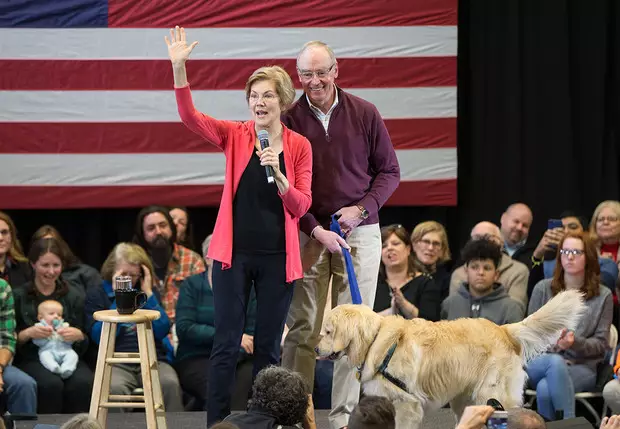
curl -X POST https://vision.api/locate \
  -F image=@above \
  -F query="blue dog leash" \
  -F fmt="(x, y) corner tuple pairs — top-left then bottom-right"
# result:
(330, 214), (363, 305)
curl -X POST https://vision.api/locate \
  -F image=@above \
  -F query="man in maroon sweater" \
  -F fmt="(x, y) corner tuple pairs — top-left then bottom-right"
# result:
(281, 41), (400, 429)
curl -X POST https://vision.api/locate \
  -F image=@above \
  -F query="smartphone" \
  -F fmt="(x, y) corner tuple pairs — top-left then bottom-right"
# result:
(548, 219), (563, 230)
(487, 410), (508, 429)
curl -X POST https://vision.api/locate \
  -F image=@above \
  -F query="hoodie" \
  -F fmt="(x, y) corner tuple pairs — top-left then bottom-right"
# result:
(450, 253), (529, 311)
(441, 282), (525, 325)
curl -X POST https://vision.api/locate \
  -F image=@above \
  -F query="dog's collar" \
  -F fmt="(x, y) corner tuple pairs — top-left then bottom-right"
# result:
(356, 342), (409, 393)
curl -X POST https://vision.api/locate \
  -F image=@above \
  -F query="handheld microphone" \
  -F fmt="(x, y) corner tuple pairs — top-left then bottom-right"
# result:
(257, 130), (275, 184)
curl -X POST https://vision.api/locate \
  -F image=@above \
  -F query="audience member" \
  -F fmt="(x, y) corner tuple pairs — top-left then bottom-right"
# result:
(84, 243), (183, 412)
(442, 238), (524, 324)
(601, 415), (620, 429)
(348, 395), (395, 429)
(281, 40), (400, 429)
(14, 238), (93, 414)
(589, 200), (620, 280)
(0, 211), (31, 289)
(60, 414), (103, 429)
(132, 205), (205, 323)
(450, 221), (529, 310)
(33, 300), (79, 379)
(174, 234), (257, 411)
(223, 366), (308, 429)
(528, 211), (619, 297)
(410, 221), (452, 301)
(30, 225), (102, 294)
(526, 231), (612, 420)
(0, 279), (37, 414)
(500, 203), (535, 267)
(374, 224), (440, 321)
(169, 206), (196, 251)
(456, 405), (546, 429)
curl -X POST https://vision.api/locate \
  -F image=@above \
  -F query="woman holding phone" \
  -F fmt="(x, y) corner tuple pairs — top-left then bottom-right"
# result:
(165, 26), (313, 425)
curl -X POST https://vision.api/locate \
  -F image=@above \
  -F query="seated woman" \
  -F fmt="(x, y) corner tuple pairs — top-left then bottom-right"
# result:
(169, 206), (196, 252)
(0, 211), (31, 289)
(410, 221), (452, 302)
(526, 231), (613, 420)
(84, 242), (183, 412)
(31, 225), (102, 294)
(373, 224), (441, 321)
(174, 234), (257, 411)
(14, 237), (93, 414)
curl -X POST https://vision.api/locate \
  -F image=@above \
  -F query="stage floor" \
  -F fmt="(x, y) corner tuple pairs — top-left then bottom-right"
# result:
(13, 409), (460, 428)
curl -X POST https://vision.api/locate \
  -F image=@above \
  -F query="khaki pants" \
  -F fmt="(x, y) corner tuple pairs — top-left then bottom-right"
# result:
(282, 223), (381, 429)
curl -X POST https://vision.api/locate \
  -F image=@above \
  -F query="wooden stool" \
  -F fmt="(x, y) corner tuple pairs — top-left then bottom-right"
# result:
(89, 309), (167, 429)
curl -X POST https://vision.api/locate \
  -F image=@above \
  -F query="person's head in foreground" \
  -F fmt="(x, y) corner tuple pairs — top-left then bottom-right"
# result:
(348, 395), (395, 429)
(248, 366), (308, 426)
(60, 414), (103, 429)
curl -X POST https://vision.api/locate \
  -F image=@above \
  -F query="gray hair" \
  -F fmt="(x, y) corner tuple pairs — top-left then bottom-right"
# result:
(296, 40), (337, 67)
(60, 414), (103, 429)
(249, 366), (308, 426)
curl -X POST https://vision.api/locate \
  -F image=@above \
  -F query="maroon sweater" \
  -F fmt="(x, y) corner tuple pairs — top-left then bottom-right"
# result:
(282, 88), (400, 235)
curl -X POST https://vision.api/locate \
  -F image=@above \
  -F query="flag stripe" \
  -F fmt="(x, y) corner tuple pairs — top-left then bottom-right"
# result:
(0, 57), (457, 90)
(0, 149), (456, 185)
(108, 0), (457, 28)
(0, 88), (457, 122)
(0, 27), (458, 59)
(0, 119), (457, 154)
(0, 179), (457, 209)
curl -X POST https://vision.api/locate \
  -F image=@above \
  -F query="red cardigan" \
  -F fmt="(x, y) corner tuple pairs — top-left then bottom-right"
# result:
(175, 85), (313, 282)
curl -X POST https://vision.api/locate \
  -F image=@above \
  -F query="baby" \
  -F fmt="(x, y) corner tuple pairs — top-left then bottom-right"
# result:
(33, 300), (78, 379)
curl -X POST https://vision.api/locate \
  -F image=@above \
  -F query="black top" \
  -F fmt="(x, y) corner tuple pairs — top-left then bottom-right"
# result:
(13, 280), (88, 363)
(0, 257), (32, 289)
(373, 275), (441, 321)
(233, 151), (286, 254)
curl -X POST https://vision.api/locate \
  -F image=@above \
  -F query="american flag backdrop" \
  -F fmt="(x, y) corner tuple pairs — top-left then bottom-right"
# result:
(0, 0), (457, 209)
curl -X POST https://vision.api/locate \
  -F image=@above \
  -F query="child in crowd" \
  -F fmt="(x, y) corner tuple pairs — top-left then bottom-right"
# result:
(33, 300), (78, 379)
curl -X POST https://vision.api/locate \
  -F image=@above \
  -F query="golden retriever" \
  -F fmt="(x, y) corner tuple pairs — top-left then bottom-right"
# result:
(315, 289), (587, 429)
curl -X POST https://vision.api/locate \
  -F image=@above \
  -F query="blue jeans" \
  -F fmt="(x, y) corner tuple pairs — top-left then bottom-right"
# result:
(3, 365), (37, 414)
(526, 353), (596, 420)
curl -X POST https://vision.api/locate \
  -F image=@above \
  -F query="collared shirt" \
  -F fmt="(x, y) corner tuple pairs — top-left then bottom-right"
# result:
(158, 243), (205, 322)
(306, 87), (339, 132)
(0, 279), (16, 354)
(504, 238), (526, 257)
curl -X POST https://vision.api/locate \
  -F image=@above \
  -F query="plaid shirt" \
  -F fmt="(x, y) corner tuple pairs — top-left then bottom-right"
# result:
(0, 279), (16, 354)
(158, 243), (205, 322)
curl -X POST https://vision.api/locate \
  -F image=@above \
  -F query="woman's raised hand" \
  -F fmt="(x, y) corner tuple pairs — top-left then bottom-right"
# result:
(165, 26), (199, 66)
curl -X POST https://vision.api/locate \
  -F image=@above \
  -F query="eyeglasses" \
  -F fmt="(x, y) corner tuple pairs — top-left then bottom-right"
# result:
(418, 238), (442, 249)
(559, 249), (585, 256)
(297, 63), (335, 80)
(249, 92), (279, 103)
(597, 215), (619, 224)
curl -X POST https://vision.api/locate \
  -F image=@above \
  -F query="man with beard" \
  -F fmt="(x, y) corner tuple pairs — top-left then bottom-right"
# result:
(132, 206), (205, 325)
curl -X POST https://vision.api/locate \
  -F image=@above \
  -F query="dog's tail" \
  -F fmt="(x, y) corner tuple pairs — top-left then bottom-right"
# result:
(503, 289), (587, 362)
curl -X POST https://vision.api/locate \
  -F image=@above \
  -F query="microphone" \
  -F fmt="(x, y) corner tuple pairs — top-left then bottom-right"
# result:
(257, 130), (275, 184)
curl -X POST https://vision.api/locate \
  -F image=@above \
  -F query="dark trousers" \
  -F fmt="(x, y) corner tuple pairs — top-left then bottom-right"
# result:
(175, 355), (254, 411)
(207, 252), (295, 427)
(17, 359), (94, 414)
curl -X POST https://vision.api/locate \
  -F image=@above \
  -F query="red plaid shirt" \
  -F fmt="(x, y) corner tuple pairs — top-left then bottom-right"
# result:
(157, 243), (205, 322)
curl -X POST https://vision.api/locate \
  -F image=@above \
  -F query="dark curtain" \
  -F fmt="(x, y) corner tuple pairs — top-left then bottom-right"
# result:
(4, 0), (620, 271)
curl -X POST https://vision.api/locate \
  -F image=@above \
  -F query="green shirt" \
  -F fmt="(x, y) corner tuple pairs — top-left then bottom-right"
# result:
(0, 279), (17, 354)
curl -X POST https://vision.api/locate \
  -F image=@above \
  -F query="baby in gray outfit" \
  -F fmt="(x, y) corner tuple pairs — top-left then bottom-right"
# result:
(33, 300), (78, 379)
